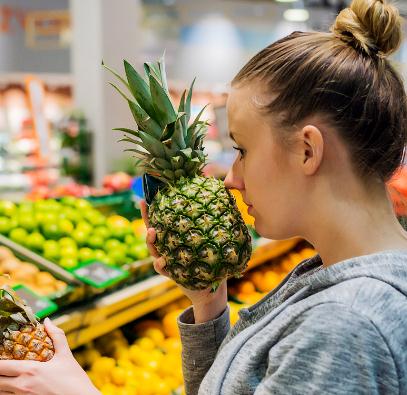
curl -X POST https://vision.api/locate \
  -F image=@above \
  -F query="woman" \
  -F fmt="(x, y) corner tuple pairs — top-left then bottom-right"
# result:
(0, 0), (406, 393)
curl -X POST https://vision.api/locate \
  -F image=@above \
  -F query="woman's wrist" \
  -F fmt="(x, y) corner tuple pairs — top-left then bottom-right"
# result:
(192, 287), (228, 323)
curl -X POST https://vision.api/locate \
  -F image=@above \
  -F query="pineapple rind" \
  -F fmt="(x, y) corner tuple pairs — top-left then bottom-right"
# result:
(0, 324), (54, 361)
(149, 175), (252, 290)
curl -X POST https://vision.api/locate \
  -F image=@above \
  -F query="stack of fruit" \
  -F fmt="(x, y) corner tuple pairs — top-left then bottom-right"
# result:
(228, 247), (317, 307)
(0, 199), (149, 270)
(0, 246), (67, 296)
(74, 317), (185, 395)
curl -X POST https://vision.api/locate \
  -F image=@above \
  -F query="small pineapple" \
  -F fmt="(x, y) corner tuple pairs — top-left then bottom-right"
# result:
(0, 285), (54, 361)
(104, 56), (252, 291)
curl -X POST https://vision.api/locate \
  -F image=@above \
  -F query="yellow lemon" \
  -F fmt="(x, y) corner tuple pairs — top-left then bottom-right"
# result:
(129, 345), (149, 366)
(83, 348), (102, 367)
(143, 328), (165, 345)
(161, 337), (182, 354)
(100, 383), (117, 395)
(110, 366), (127, 386)
(91, 357), (116, 375)
(136, 337), (156, 351)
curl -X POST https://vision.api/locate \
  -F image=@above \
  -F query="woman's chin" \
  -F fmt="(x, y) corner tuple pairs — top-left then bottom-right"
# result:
(252, 221), (296, 241)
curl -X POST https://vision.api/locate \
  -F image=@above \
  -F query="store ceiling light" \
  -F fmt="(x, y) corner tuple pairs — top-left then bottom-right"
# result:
(283, 8), (309, 22)
(275, 0), (298, 3)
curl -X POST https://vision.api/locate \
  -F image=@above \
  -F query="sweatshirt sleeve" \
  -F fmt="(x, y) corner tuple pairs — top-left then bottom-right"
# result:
(254, 303), (399, 395)
(178, 305), (230, 395)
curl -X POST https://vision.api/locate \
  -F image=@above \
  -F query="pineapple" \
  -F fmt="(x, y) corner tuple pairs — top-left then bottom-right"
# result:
(0, 285), (54, 361)
(104, 57), (252, 290)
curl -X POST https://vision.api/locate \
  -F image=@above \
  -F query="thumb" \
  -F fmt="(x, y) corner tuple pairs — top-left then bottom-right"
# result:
(44, 317), (71, 356)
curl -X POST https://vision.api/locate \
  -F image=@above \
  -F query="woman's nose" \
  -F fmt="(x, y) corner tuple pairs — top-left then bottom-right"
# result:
(224, 163), (244, 191)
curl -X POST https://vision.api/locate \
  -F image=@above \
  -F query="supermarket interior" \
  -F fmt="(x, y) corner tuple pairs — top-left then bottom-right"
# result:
(1, 0), (407, 394)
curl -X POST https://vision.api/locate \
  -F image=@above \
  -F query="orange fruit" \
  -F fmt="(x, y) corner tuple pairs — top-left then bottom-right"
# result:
(238, 280), (256, 295)
(162, 309), (183, 338)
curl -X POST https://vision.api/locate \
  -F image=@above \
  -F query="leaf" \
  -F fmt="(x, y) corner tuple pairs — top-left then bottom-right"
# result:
(179, 148), (193, 160)
(188, 104), (208, 134)
(112, 127), (139, 137)
(178, 90), (187, 137)
(119, 134), (141, 145)
(174, 169), (186, 179)
(124, 60), (156, 120)
(161, 121), (176, 141)
(149, 74), (177, 127)
(171, 114), (187, 151)
(151, 158), (172, 170)
(144, 62), (161, 82)
(185, 78), (196, 125)
(102, 60), (130, 91)
(158, 51), (169, 93)
(109, 82), (133, 103)
(127, 101), (162, 139)
(138, 130), (167, 158)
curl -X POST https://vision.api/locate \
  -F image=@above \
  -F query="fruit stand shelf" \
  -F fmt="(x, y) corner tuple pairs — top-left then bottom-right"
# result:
(52, 238), (300, 350)
(53, 275), (184, 349)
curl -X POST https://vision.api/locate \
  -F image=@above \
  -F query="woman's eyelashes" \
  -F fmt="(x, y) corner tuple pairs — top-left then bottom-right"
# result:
(233, 146), (246, 160)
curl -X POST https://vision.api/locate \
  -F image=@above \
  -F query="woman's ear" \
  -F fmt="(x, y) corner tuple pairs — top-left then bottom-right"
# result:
(299, 125), (324, 176)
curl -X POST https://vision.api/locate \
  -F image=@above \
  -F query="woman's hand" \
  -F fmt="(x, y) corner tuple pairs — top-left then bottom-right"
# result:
(0, 318), (100, 395)
(140, 200), (228, 323)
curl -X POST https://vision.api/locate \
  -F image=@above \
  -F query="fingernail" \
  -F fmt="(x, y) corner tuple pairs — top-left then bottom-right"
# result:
(44, 317), (50, 324)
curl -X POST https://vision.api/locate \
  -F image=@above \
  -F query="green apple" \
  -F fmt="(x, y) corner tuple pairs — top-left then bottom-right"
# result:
(71, 229), (88, 246)
(104, 239), (121, 252)
(128, 244), (149, 260)
(43, 240), (60, 261)
(59, 237), (76, 248)
(62, 207), (82, 224)
(0, 201), (16, 217)
(26, 232), (45, 251)
(59, 219), (74, 235)
(0, 217), (12, 234)
(41, 223), (61, 240)
(124, 234), (136, 246)
(93, 249), (107, 262)
(75, 199), (92, 210)
(60, 245), (78, 260)
(93, 226), (111, 240)
(59, 257), (77, 269)
(9, 228), (28, 245)
(76, 221), (92, 234)
(87, 235), (104, 249)
(78, 247), (94, 262)
(60, 196), (78, 207)
(108, 249), (126, 265)
(18, 215), (37, 232)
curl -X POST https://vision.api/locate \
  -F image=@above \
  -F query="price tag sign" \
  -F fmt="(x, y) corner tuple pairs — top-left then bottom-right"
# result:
(70, 260), (129, 288)
(13, 285), (58, 319)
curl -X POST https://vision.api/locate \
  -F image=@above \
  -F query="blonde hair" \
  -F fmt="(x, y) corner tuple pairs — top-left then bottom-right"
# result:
(233, 0), (406, 181)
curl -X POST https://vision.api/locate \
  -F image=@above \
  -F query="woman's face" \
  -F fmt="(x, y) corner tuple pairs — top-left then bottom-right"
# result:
(224, 83), (304, 239)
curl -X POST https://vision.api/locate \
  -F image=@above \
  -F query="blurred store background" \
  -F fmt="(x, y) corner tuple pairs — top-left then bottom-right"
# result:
(2, 0), (407, 197)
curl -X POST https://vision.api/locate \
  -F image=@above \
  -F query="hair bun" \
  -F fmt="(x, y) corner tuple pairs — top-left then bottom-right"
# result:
(331, 0), (402, 57)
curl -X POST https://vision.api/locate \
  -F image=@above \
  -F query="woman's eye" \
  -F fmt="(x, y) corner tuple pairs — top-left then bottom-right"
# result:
(233, 146), (246, 160)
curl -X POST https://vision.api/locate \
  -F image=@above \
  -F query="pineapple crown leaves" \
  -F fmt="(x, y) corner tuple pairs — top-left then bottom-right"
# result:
(103, 55), (209, 185)
(0, 285), (38, 337)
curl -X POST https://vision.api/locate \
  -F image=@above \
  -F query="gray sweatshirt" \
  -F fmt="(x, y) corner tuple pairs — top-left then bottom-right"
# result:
(178, 250), (407, 395)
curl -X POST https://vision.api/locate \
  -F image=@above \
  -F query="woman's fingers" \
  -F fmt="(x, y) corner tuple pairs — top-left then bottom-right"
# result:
(0, 376), (18, 392)
(146, 228), (159, 258)
(0, 360), (33, 377)
(139, 200), (150, 228)
(44, 318), (71, 357)
(153, 257), (169, 277)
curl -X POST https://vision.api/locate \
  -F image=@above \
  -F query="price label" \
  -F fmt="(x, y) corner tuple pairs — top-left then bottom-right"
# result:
(13, 285), (58, 319)
(71, 260), (129, 288)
